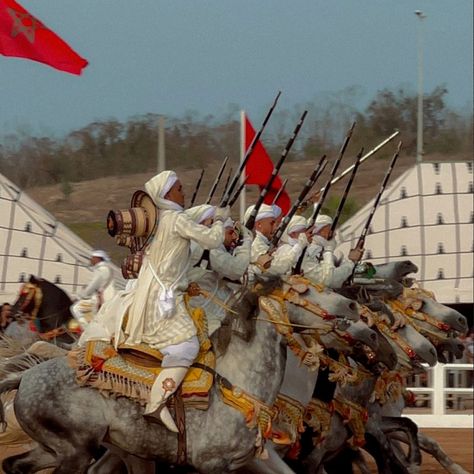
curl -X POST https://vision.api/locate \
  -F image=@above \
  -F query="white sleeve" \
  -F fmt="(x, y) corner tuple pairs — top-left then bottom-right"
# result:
(268, 243), (304, 276)
(78, 267), (109, 299)
(303, 250), (335, 286)
(210, 239), (251, 281)
(175, 213), (224, 250)
(329, 261), (355, 288)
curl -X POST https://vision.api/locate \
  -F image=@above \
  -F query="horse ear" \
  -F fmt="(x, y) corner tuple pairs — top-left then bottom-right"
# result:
(29, 275), (37, 284)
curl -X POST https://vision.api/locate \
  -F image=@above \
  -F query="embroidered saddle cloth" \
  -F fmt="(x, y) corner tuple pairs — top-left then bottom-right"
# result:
(70, 307), (214, 410)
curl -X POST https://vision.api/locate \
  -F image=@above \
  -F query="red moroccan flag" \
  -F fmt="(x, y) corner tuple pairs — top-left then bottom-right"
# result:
(244, 114), (291, 215)
(0, 0), (88, 75)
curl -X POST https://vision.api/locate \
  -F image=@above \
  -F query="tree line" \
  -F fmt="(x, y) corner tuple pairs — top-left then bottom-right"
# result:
(0, 85), (471, 190)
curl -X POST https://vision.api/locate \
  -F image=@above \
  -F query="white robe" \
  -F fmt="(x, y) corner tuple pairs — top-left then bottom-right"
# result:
(302, 240), (354, 288)
(80, 209), (223, 349)
(71, 261), (115, 321)
(187, 237), (251, 335)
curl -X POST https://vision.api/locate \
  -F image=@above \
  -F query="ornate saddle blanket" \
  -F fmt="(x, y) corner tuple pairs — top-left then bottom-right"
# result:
(71, 307), (215, 410)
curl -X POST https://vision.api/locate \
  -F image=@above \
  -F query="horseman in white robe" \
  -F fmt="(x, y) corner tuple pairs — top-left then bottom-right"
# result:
(71, 250), (115, 329)
(186, 210), (251, 335)
(245, 203), (280, 281)
(268, 215), (309, 276)
(80, 170), (227, 432)
(303, 214), (361, 288)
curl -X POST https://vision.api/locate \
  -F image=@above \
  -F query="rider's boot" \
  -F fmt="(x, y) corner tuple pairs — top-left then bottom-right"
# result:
(144, 366), (188, 432)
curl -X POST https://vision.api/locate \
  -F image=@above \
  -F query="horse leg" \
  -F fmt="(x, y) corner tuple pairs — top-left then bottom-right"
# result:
(390, 432), (469, 474)
(2, 445), (57, 473)
(382, 416), (421, 468)
(417, 433), (468, 474)
(364, 428), (413, 474)
(245, 446), (296, 474)
(53, 455), (92, 474)
(87, 450), (128, 474)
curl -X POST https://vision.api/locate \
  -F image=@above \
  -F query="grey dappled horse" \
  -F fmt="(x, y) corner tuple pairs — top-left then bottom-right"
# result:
(0, 282), (359, 474)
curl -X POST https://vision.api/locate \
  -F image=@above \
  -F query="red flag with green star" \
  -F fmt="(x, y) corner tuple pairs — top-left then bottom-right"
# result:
(0, 0), (88, 75)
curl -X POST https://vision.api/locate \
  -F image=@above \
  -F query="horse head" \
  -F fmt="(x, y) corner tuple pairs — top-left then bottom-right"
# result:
(9, 276), (74, 340)
(373, 260), (419, 281)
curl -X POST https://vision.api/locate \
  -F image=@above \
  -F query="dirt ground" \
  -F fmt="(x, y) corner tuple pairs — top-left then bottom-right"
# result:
(0, 428), (472, 473)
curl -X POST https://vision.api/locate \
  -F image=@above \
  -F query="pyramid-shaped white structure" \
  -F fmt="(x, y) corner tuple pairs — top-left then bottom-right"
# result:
(337, 162), (473, 304)
(0, 172), (124, 302)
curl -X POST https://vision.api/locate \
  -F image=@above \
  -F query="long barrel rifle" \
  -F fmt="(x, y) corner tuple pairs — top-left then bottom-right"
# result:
(220, 91), (282, 207)
(272, 178), (288, 205)
(205, 156), (228, 204)
(189, 169), (205, 207)
(299, 130), (400, 210)
(245, 110), (308, 230)
(269, 154), (328, 251)
(307, 121), (356, 229)
(327, 130), (399, 189)
(228, 174), (251, 207)
(293, 122), (356, 274)
(347, 141), (403, 283)
(327, 147), (364, 241)
(219, 167), (233, 203)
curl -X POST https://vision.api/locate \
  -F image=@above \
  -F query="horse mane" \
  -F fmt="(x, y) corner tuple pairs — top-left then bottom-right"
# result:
(29, 276), (72, 306)
(0, 335), (46, 378)
(213, 275), (283, 357)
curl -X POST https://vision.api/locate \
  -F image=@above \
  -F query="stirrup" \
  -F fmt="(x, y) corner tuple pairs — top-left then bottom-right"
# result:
(144, 405), (178, 432)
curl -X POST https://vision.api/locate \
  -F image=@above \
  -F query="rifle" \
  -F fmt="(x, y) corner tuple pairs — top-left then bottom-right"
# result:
(189, 169), (205, 207)
(293, 122), (356, 274)
(245, 110), (308, 230)
(220, 91), (282, 207)
(327, 130), (400, 188)
(205, 156), (228, 204)
(269, 154), (327, 251)
(347, 141), (402, 283)
(299, 130), (400, 209)
(327, 147), (364, 241)
(272, 178), (288, 205)
(228, 174), (250, 207)
(307, 122), (356, 229)
(219, 166), (233, 202)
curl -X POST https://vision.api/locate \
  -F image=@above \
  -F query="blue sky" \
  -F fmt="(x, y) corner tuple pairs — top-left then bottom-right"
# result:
(0, 0), (472, 137)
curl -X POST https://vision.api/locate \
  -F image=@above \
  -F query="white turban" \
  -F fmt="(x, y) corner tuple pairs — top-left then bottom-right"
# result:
(244, 204), (279, 227)
(287, 215), (307, 234)
(281, 215), (307, 244)
(272, 204), (282, 219)
(92, 250), (110, 262)
(185, 205), (216, 224)
(224, 217), (234, 228)
(312, 214), (333, 234)
(144, 171), (181, 210)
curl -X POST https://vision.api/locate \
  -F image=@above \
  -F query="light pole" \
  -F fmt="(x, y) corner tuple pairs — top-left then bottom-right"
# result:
(157, 115), (166, 172)
(415, 10), (426, 164)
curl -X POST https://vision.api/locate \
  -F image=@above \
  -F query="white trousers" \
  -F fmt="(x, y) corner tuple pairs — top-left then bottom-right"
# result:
(160, 335), (199, 367)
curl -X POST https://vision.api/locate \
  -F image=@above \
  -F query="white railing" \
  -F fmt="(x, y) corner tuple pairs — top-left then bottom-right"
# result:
(404, 363), (473, 428)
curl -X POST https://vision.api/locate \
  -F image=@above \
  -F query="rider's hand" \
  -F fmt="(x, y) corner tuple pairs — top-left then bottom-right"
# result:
(348, 246), (364, 263)
(214, 206), (230, 222)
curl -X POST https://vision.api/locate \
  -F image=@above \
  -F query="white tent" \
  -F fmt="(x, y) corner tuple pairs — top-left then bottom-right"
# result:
(337, 161), (473, 304)
(0, 172), (124, 303)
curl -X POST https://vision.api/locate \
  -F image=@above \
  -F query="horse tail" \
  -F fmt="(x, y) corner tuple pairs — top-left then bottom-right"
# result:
(0, 372), (23, 433)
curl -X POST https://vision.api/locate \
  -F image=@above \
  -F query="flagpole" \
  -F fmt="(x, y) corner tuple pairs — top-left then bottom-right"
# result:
(239, 110), (246, 222)
(157, 115), (166, 172)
